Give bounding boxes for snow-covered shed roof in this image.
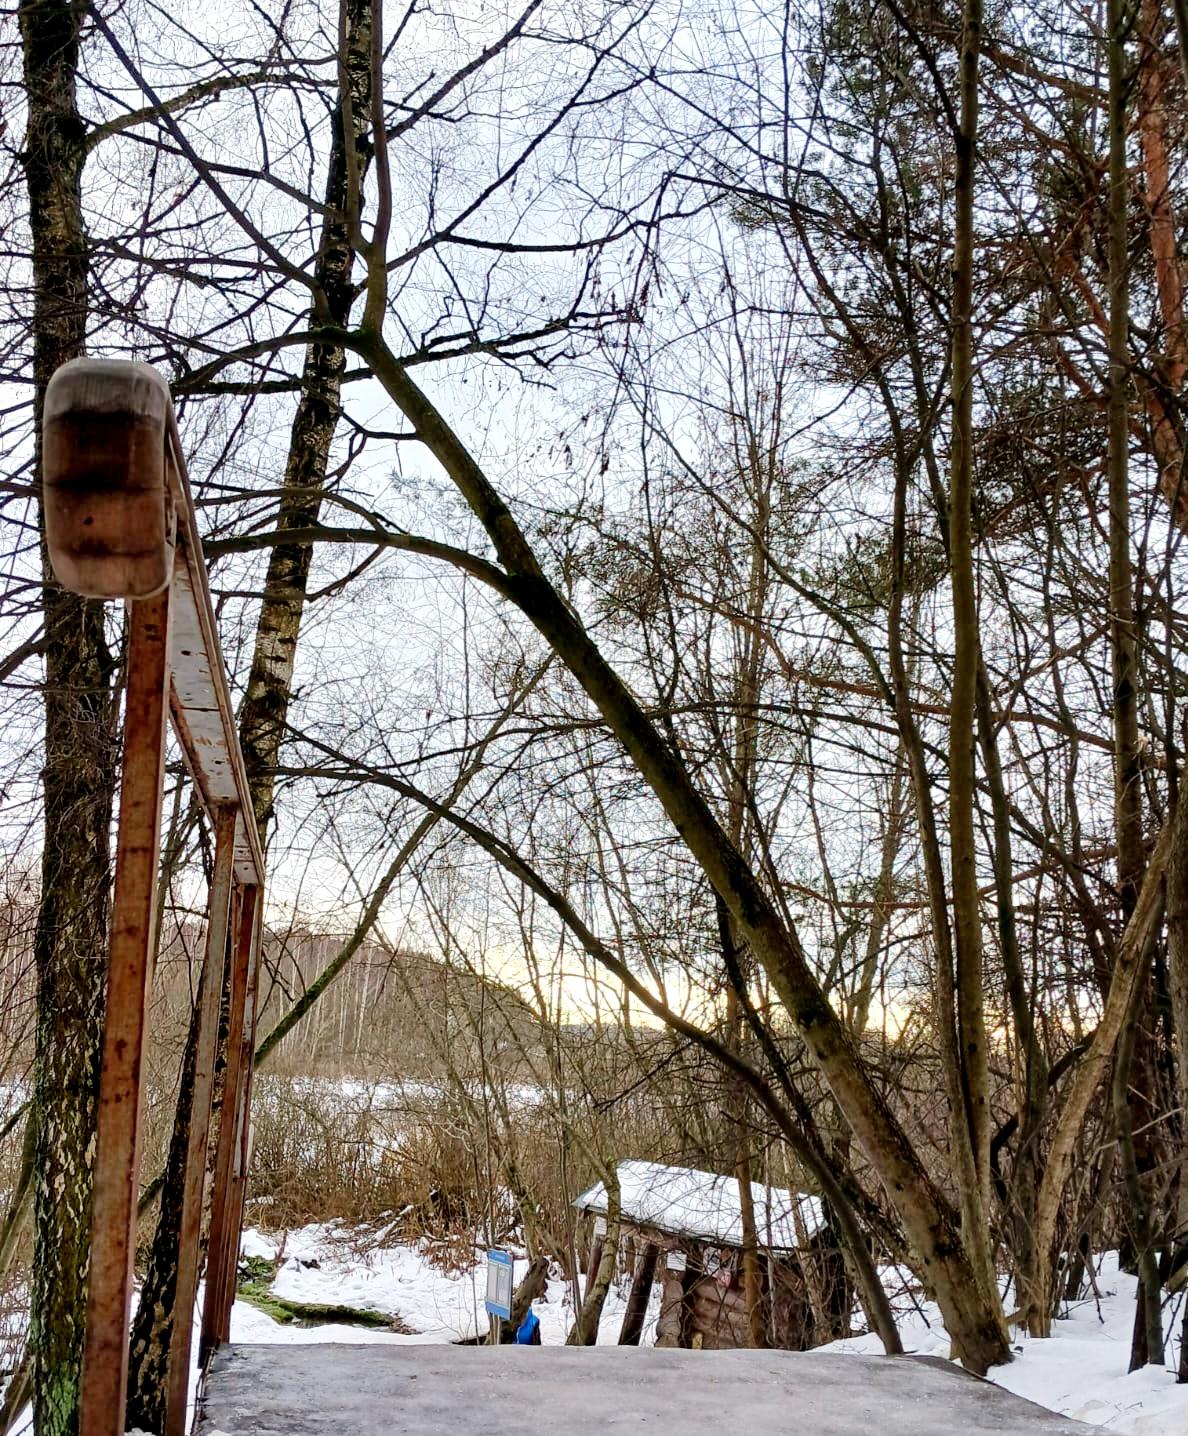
[572,1159,824,1253]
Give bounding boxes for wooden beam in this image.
[213,884,264,1344]
[162,806,236,1436]
[583,1215,606,1302]
[79,588,173,1436]
[162,405,263,887]
[199,883,257,1364]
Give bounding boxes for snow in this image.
[1,1213,1181,1436]
[198,1343,1090,1436]
[256,1074,546,1113]
[572,1158,825,1251]
[823,1254,1188,1436]
[235,1222,659,1347]
[232,1228,1188,1435]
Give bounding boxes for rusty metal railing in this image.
[44,358,267,1436]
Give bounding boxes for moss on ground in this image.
[236,1253,415,1333]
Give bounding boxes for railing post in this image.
[221,890,264,1338]
[162,804,236,1436]
[79,588,173,1436]
[200,881,258,1365]
[44,357,268,1434]
[217,891,264,1340]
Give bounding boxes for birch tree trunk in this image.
[19,3,116,1431]
[237,0,374,841]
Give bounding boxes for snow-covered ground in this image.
[236,1221,659,1348]
[824,1253,1186,1435]
[5,1220,1181,1434]
[232,1225,1188,1435]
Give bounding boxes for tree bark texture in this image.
[237,0,373,841]
[567,1179,620,1345]
[946,0,999,1331]
[1104,0,1164,1364]
[617,1242,659,1346]
[20,3,116,1431]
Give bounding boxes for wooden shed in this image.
[572,1159,851,1351]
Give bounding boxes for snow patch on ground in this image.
[234,1223,658,1347]
[823,1253,1187,1435]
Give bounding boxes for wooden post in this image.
[162,805,236,1436]
[79,590,173,1436]
[213,888,264,1341]
[49,357,268,1433]
[199,881,257,1366]
[617,1240,659,1346]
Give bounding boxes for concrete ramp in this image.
[197,1343,1089,1435]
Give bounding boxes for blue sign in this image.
[485,1248,515,1319]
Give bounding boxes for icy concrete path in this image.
[197,1343,1090,1435]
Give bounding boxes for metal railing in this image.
[44,357,267,1436]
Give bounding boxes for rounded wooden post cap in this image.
[44,358,176,599]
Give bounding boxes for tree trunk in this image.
[1104,0,1163,1363]
[1137,0,1188,527]
[850,754,906,1035]
[1115,966,1165,1368]
[975,666,1048,1334]
[567,1178,620,1345]
[500,1256,548,1342]
[1032,824,1170,1334]
[946,0,999,1330]
[733,1136,766,1349]
[19,3,116,1432]
[1169,780,1188,1383]
[617,1242,659,1346]
[721,923,766,1350]
[237,0,374,841]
